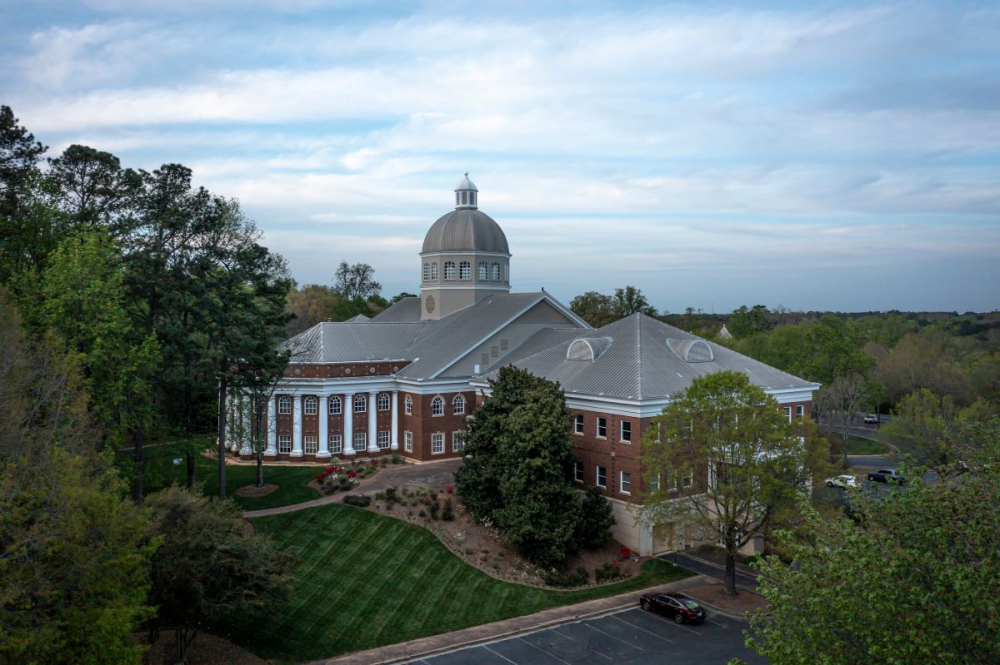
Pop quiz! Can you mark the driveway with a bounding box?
[412,606,765,665]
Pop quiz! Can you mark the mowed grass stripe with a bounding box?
[240,503,692,663]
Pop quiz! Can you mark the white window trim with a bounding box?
[452,431,465,452]
[304,435,318,454]
[354,394,366,413]
[620,420,631,443]
[620,470,631,495]
[573,462,584,483]
[329,434,343,454]
[378,393,390,411]
[453,394,466,415]
[431,433,445,455]
[304,396,317,416]
[329,396,342,415]
[597,417,607,439]
[278,435,291,454]
[431,396,444,417]
[596,465,607,488]
[404,395,412,415]
[277,396,291,415]
[404,431,413,452]
[574,414,584,435]
[378,430,390,449]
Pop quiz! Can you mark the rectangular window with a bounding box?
[784,406,792,423]
[596,465,607,488]
[304,398,317,415]
[277,397,291,415]
[500,338,508,351]
[278,435,291,454]
[597,417,607,438]
[432,433,444,454]
[620,420,631,442]
[650,473,660,491]
[329,434,343,455]
[378,430,390,449]
[303,435,318,454]
[452,431,466,452]
[404,431,413,452]
[491,346,499,358]
[573,462,583,483]
[796,405,805,419]
[354,432,366,450]
[574,414,584,435]
[620,471,631,494]
[329,397,342,415]
[682,472,693,488]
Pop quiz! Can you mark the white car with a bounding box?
[863,413,880,424]
[825,475,857,489]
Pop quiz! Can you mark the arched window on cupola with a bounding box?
[478,262,488,279]
[459,261,470,280]
[423,263,430,281]
[491,262,501,280]
[444,262,456,280]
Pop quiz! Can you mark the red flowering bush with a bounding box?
[316,471,328,481]
[347,470,357,479]
[446,486,454,494]
[619,547,631,560]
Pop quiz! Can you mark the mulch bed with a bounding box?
[234,483,279,498]
[140,631,270,665]
[684,582,769,616]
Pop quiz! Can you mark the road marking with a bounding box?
[609,612,675,643]
[483,644,520,664]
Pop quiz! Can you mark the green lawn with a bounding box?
[845,435,890,456]
[231,503,692,663]
[116,439,321,509]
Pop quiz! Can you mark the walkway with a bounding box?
[243,458,461,518]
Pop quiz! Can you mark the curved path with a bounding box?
[243,458,462,518]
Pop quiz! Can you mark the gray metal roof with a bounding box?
[421,209,510,254]
[285,292,585,380]
[397,293,575,379]
[481,313,817,400]
[370,297,422,323]
[342,314,371,323]
[284,322,426,363]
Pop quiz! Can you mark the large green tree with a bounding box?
[455,367,611,568]
[641,371,810,595]
[47,144,141,236]
[146,487,292,665]
[569,291,615,328]
[745,443,1000,664]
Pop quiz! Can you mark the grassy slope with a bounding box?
[236,504,692,663]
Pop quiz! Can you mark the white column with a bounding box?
[344,392,355,456]
[367,390,379,453]
[390,390,399,450]
[291,395,303,457]
[239,392,253,456]
[317,395,330,458]
[266,396,277,456]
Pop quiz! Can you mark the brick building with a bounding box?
[262,174,819,554]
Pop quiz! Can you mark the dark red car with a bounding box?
[640,592,707,624]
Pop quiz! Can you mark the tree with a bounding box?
[744,445,1000,664]
[569,291,614,328]
[146,487,292,665]
[611,285,657,319]
[574,485,616,550]
[334,260,381,301]
[285,283,342,335]
[814,372,871,463]
[727,305,773,339]
[47,144,141,236]
[640,371,808,595]
[455,366,602,568]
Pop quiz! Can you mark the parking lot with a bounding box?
[412,606,766,665]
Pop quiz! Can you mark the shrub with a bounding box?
[392,453,401,464]
[441,498,454,521]
[385,487,398,503]
[342,495,371,508]
[428,498,440,520]
[543,566,589,588]
[594,561,622,582]
[418,510,426,518]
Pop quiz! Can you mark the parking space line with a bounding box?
[608,612,675,643]
[482,644,520,664]
[517,634,608,665]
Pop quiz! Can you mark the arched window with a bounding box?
[478,262,488,279]
[491,262,501,280]
[453,394,466,415]
[459,261,470,280]
[431,396,444,416]
[277,396,291,414]
[503,263,508,281]
[304,396,317,415]
[431,262,438,280]
[378,393,390,411]
[423,263,430,281]
[404,395,412,415]
[470,192,476,206]
[461,191,467,205]
[455,192,460,205]
[329,396,342,415]
[354,394,366,413]
[444,262,455,280]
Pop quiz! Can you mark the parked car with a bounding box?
[863,413,880,424]
[867,469,905,484]
[640,592,707,624]
[825,474,857,489]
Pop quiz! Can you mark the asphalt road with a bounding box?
[665,552,758,591]
[413,606,766,665]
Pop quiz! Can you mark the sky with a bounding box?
[2,0,998,314]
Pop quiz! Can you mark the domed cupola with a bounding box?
[455,173,478,209]
[419,174,512,320]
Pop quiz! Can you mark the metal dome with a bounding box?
[421,209,510,254]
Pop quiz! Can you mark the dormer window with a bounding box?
[667,338,714,363]
[566,337,613,362]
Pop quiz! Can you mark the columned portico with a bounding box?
[367,390,379,453]
[291,395,303,457]
[344,391,355,455]
[318,395,330,458]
